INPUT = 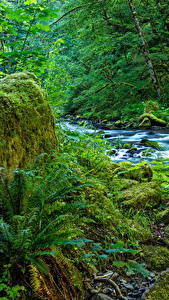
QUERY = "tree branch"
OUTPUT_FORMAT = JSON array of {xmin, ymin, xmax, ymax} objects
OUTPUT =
[{"xmin": 50, "ymin": 5, "xmax": 87, "ymax": 26}]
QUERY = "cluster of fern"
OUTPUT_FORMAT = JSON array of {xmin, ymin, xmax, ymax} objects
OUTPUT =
[{"xmin": 0, "ymin": 150, "xmax": 94, "ymax": 298}]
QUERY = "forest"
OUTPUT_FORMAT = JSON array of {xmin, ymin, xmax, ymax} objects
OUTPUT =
[{"xmin": 0, "ymin": 0, "xmax": 169, "ymax": 299}]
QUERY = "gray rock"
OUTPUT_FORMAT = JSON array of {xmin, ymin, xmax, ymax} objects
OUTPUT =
[{"xmin": 90, "ymin": 293, "xmax": 113, "ymax": 300}]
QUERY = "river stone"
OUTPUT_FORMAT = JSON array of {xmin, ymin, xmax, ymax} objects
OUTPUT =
[{"xmin": 0, "ymin": 72, "xmax": 57, "ymax": 171}]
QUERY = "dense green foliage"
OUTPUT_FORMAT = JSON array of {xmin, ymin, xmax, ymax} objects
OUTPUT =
[
  {"xmin": 57, "ymin": 0, "xmax": 169, "ymax": 120},
  {"xmin": 1, "ymin": 0, "xmax": 169, "ymax": 121},
  {"xmin": 0, "ymin": 0, "xmax": 169, "ymax": 299}
]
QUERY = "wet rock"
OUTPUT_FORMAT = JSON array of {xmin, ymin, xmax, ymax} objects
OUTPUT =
[
  {"xmin": 140, "ymin": 138, "xmax": 162, "ymax": 150},
  {"xmin": 114, "ymin": 120, "xmax": 127, "ymax": 128},
  {"xmin": 123, "ymin": 143, "xmax": 131, "ymax": 149},
  {"xmin": 107, "ymin": 149, "xmax": 117, "ymax": 155},
  {"xmin": 127, "ymin": 146, "xmax": 138, "ymax": 155}
]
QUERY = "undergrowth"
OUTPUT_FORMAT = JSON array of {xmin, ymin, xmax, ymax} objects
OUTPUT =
[{"xmin": 1, "ymin": 127, "xmax": 168, "ymax": 298}]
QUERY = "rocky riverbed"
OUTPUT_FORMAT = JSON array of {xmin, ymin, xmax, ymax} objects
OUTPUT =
[{"xmin": 59, "ymin": 118, "xmax": 169, "ymax": 163}]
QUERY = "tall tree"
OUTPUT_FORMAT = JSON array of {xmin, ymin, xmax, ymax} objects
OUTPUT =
[{"xmin": 127, "ymin": 0, "xmax": 161, "ymax": 98}]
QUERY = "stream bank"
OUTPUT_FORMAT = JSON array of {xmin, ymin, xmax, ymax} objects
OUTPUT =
[{"xmin": 58, "ymin": 117, "xmax": 169, "ymax": 300}]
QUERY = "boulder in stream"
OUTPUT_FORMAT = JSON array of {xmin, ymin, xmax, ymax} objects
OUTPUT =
[{"xmin": 0, "ymin": 72, "xmax": 58, "ymax": 171}]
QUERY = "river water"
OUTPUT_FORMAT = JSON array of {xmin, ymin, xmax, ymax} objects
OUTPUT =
[{"xmin": 60, "ymin": 119, "xmax": 169, "ymax": 163}]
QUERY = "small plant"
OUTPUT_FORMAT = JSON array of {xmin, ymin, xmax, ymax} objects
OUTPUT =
[{"xmin": 0, "ymin": 265, "xmax": 25, "ymax": 299}]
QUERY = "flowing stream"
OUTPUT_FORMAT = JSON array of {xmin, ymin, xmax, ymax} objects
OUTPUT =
[{"xmin": 60, "ymin": 119, "xmax": 169, "ymax": 162}]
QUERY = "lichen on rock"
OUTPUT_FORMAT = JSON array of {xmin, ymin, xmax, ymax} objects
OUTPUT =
[{"xmin": 0, "ymin": 72, "xmax": 58, "ymax": 171}]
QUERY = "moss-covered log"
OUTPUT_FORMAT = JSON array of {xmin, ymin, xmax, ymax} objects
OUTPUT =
[{"xmin": 0, "ymin": 72, "xmax": 58, "ymax": 171}]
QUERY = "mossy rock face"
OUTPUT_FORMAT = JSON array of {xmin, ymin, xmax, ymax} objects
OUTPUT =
[
  {"xmin": 139, "ymin": 113, "xmax": 167, "ymax": 127},
  {"xmin": 143, "ymin": 246, "xmax": 169, "ymax": 271},
  {"xmin": 143, "ymin": 270, "xmax": 169, "ymax": 300},
  {"xmin": 0, "ymin": 72, "xmax": 58, "ymax": 171},
  {"xmin": 118, "ymin": 182, "xmax": 161, "ymax": 209}
]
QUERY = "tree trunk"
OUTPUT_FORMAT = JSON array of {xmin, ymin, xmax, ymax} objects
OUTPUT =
[{"xmin": 127, "ymin": 0, "xmax": 161, "ymax": 99}]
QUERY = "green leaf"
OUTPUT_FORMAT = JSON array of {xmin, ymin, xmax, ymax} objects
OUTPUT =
[
  {"xmin": 28, "ymin": 257, "xmax": 49, "ymax": 274},
  {"xmin": 105, "ymin": 248, "xmax": 137, "ymax": 254},
  {"xmin": 36, "ymin": 23, "xmax": 51, "ymax": 32},
  {"xmin": 113, "ymin": 260, "xmax": 127, "ymax": 267},
  {"xmin": 24, "ymin": 0, "xmax": 37, "ymax": 5}
]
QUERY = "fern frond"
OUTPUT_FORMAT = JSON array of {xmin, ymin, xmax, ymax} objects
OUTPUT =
[{"xmin": 29, "ymin": 264, "xmax": 41, "ymax": 292}]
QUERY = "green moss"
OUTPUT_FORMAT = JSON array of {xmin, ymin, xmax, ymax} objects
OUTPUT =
[
  {"xmin": 123, "ymin": 218, "xmax": 153, "ymax": 243},
  {"xmin": 143, "ymin": 246, "xmax": 169, "ymax": 271},
  {"xmin": 142, "ymin": 148, "xmax": 155, "ymax": 157},
  {"xmin": 139, "ymin": 117, "xmax": 151, "ymax": 128},
  {"xmin": 141, "ymin": 139, "xmax": 163, "ymax": 150},
  {"xmin": 123, "ymin": 143, "xmax": 131, "ymax": 149},
  {"xmin": 139, "ymin": 113, "xmax": 167, "ymax": 127},
  {"xmin": 113, "ymin": 162, "xmax": 153, "ymax": 182},
  {"xmin": 127, "ymin": 146, "xmax": 137, "ymax": 154},
  {"xmin": 156, "ymin": 208, "xmax": 169, "ymax": 225},
  {"xmin": 0, "ymin": 72, "xmax": 58, "ymax": 172},
  {"xmin": 165, "ymin": 225, "xmax": 169, "ymax": 234},
  {"xmin": 144, "ymin": 271, "xmax": 169, "ymax": 300},
  {"xmin": 117, "ymin": 182, "xmax": 161, "ymax": 209}
]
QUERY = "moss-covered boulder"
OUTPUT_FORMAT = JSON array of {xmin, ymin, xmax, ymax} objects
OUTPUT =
[
  {"xmin": 127, "ymin": 146, "xmax": 137, "ymax": 154},
  {"xmin": 139, "ymin": 113, "xmax": 167, "ymax": 128},
  {"xmin": 143, "ymin": 246, "xmax": 169, "ymax": 271},
  {"xmin": 113, "ymin": 162, "xmax": 153, "ymax": 182},
  {"xmin": 117, "ymin": 182, "xmax": 161, "ymax": 209},
  {"xmin": 143, "ymin": 270, "xmax": 169, "ymax": 300},
  {"xmin": 0, "ymin": 72, "xmax": 57, "ymax": 171},
  {"xmin": 140, "ymin": 138, "xmax": 163, "ymax": 150}
]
